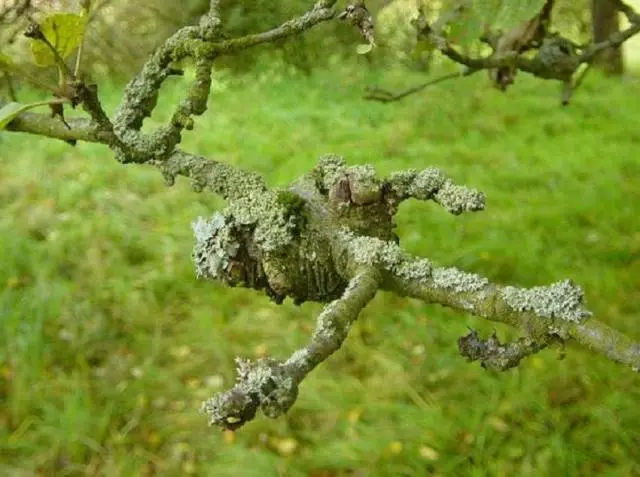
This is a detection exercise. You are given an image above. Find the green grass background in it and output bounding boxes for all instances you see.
[1,63,639,476]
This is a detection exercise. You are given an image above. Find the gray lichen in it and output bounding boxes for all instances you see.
[388,168,445,199]
[344,232,402,267]
[201,357,299,428]
[501,279,591,323]
[316,154,347,192]
[192,213,239,279]
[314,299,349,342]
[432,267,489,293]
[387,168,485,214]
[285,348,311,371]
[227,193,295,253]
[433,181,485,215]
[339,229,432,282]
[395,258,433,282]
[346,164,382,205]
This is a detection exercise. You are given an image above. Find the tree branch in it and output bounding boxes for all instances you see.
[367,0,640,105]
[201,268,381,430]
[2,2,638,435]
[193,154,637,430]
[364,68,480,103]
[381,251,639,370]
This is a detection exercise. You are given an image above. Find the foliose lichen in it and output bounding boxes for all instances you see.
[201,357,298,426]
[501,279,591,324]
[432,267,489,293]
[388,168,445,200]
[346,164,382,205]
[226,191,295,253]
[387,168,485,214]
[339,229,432,281]
[315,154,347,192]
[192,212,239,279]
[433,182,486,215]
[395,258,433,282]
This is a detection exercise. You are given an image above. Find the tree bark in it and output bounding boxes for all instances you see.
[592,0,624,74]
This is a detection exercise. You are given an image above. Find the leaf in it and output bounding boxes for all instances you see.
[442,1,485,47]
[448,11,485,46]
[0,102,27,129]
[356,43,373,55]
[492,0,548,32]
[30,13,86,67]
[439,0,547,45]
[0,52,17,73]
[410,39,436,61]
[0,101,55,130]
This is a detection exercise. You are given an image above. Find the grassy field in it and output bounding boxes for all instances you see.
[1,63,639,476]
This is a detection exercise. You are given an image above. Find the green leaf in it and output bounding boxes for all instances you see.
[446,3,485,47]
[439,0,547,45]
[30,13,86,67]
[356,43,374,55]
[491,0,547,31]
[411,39,436,61]
[0,101,54,130]
[0,102,27,129]
[0,52,15,71]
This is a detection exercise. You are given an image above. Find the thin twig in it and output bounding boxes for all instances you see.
[364,68,480,103]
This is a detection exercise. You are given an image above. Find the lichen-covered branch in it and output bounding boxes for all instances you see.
[386,167,485,215]
[382,252,639,370]
[457,330,552,371]
[4,1,339,164]
[367,0,640,105]
[2,1,638,434]
[201,268,380,430]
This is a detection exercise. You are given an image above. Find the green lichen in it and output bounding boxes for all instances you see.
[276,189,309,233]
[501,279,591,324]
[277,190,306,213]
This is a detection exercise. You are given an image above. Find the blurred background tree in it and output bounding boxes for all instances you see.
[592,0,625,73]
[0,0,634,79]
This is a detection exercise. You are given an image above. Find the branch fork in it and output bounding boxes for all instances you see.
[2,1,637,433]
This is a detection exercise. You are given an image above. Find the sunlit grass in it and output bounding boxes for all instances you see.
[1,63,639,476]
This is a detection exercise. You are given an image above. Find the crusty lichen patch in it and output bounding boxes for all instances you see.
[501,279,591,323]
[192,212,239,279]
[432,267,490,293]
[197,191,295,254]
[200,357,298,428]
[387,168,485,215]
[339,229,432,281]
[388,168,445,200]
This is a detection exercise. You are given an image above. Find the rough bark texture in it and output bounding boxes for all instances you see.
[2,0,639,432]
[592,0,625,74]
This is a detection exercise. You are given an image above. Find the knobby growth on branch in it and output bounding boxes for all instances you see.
[366,0,640,105]
[1,0,638,432]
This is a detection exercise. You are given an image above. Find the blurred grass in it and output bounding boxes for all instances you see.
[0,63,639,476]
